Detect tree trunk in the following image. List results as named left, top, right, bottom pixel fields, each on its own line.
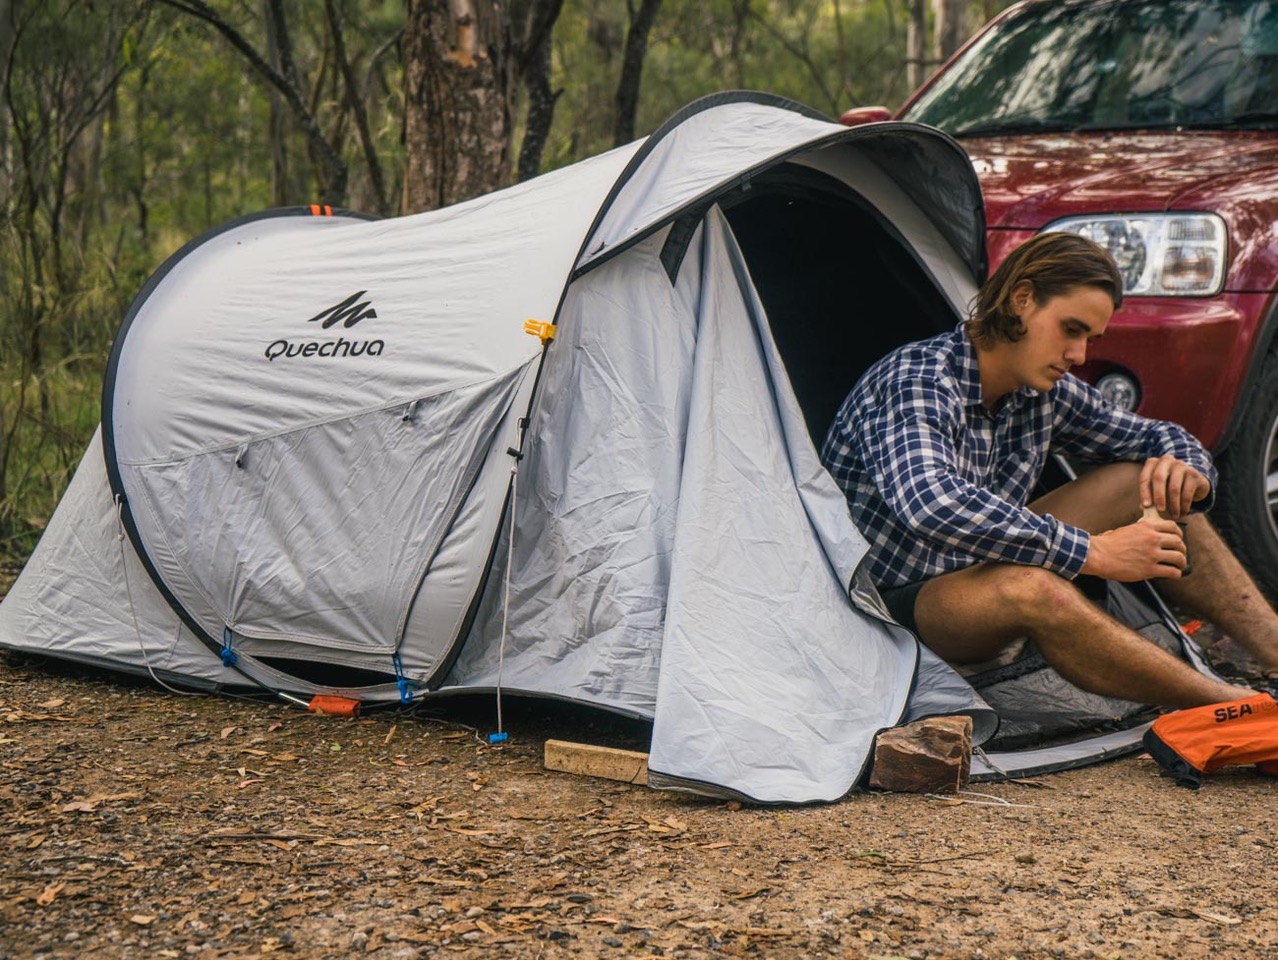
left=401, top=0, right=514, bottom=213
left=612, top=0, right=662, bottom=147
left=326, top=0, right=390, bottom=214
left=906, top=0, right=927, bottom=91
left=931, top=0, right=965, bottom=63
left=130, top=59, right=150, bottom=244
left=264, top=0, right=289, bottom=206
left=513, top=0, right=564, bottom=182
left=515, top=17, right=558, bottom=181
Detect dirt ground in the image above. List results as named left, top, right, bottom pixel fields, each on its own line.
left=3, top=575, right=1278, bottom=960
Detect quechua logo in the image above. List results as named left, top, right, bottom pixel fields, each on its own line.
left=308, top=290, right=377, bottom=328
left=265, top=290, right=387, bottom=362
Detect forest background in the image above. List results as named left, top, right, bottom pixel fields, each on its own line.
left=0, top=0, right=1013, bottom=565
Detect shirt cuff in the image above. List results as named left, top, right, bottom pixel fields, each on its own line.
left=1044, top=520, right=1090, bottom=580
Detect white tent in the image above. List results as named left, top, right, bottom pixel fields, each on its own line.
left=0, top=93, right=1218, bottom=802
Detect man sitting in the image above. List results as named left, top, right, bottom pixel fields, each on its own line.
left=822, top=232, right=1278, bottom=707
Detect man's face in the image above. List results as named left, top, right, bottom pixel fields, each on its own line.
left=1006, top=283, right=1114, bottom=393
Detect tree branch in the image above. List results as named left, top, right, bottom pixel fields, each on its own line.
left=746, top=5, right=837, bottom=115
left=325, top=0, right=388, bottom=214
left=514, top=0, right=564, bottom=78
left=612, top=0, right=662, bottom=146
left=157, top=0, right=347, bottom=203
left=360, top=27, right=403, bottom=106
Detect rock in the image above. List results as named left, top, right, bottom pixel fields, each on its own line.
left=869, top=716, right=973, bottom=794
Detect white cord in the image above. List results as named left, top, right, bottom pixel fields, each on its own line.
left=924, top=792, right=1036, bottom=808
left=115, top=496, right=203, bottom=698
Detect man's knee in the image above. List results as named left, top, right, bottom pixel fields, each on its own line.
left=1085, top=460, right=1144, bottom=514
left=989, top=565, right=1086, bottom=625
left=1087, top=460, right=1143, bottom=485
left=1029, top=461, right=1144, bottom=532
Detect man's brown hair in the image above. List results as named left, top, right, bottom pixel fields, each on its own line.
left=966, top=232, right=1124, bottom=348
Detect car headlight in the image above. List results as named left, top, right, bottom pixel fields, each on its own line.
left=1044, top=213, right=1227, bottom=296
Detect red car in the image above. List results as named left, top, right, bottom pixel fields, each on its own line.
left=844, top=0, right=1278, bottom=596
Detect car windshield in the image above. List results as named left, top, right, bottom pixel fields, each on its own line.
left=903, top=0, right=1278, bottom=134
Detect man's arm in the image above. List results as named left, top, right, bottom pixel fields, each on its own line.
left=846, top=377, right=1091, bottom=578
left=1051, top=374, right=1217, bottom=518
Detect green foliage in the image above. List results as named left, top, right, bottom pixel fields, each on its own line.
left=0, top=0, right=405, bottom=561
left=538, top=0, right=1016, bottom=165
left=0, top=0, right=1014, bottom=564
left=0, top=365, right=100, bottom=557
left=1, top=0, right=148, bottom=555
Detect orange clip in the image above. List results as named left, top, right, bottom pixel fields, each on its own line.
left=524, top=319, right=557, bottom=344
left=307, top=695, right=361, bottom=717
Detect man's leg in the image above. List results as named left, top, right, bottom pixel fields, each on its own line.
left=1026, top=460, right=1144, bottom=532
left=911, top=461, right=1245, bottom=707
left=913, top=563, right=1246, bottom=707
left=1032, top=460, right=1278, bottom=675
left=1153, top=513, right=1278, bottom=675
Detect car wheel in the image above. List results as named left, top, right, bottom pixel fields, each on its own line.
left=1214, top=354, right=1278, bottom=601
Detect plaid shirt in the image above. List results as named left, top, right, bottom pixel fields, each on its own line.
left=821, top=326, right=1217, bottom=589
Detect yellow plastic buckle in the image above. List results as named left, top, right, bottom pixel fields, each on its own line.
left=524, top=319, right=557, bottom=344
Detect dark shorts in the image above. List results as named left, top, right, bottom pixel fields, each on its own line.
left=879, top=580, right=928, bottom=635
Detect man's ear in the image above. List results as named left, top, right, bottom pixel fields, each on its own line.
left=1010, top=280, right=1035, bottom=316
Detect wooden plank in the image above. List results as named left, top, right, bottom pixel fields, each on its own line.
left=543, top=739, right=649, bottom=785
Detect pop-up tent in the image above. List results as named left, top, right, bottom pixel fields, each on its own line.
left=0, top=93, right=1223, bottom=802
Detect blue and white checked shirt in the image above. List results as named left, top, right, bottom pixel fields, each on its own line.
left=820, top=326, right=1217, bottom=590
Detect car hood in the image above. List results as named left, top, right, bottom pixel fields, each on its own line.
left=964, top=131, right=1278, bottom=229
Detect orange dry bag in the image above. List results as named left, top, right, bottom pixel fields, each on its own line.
left=1142, top=692, right=1278, bottom=788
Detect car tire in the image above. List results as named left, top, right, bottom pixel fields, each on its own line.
left=1213, top=354, right=1278, bottom=601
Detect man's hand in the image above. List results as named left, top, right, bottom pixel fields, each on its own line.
left=1082, top=519, right=1187, bottom=581
left=1139, top=454, right=1211, bottom=519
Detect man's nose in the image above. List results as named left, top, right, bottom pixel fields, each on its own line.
left=1064, top=340, right=1087, bottom=365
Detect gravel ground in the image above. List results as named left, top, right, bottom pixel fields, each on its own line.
left=3, top=647, right=1278, bottom=960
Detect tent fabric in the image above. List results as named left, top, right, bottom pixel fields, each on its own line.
left=121, top=366, right=526, bottom=656
left=787, top=148, right=976, bottom=322
left=106, top=149, right=635, bottom=463
left=574, top=95, right=984, bottom=286
left=101, top=144, right=638, bottom=685
left=0, top=429, right=419, bottom=700
left=444, top=225, right=700, bottom=715
left=0, top=430, right=216, bottom=684
left=447, top=208, right=930, bottom=802
left=577, top=97, right=842, bottom=271
left=0, top=91, right=1217, bottom=801
left=647, top=208, right=917, bottom=802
